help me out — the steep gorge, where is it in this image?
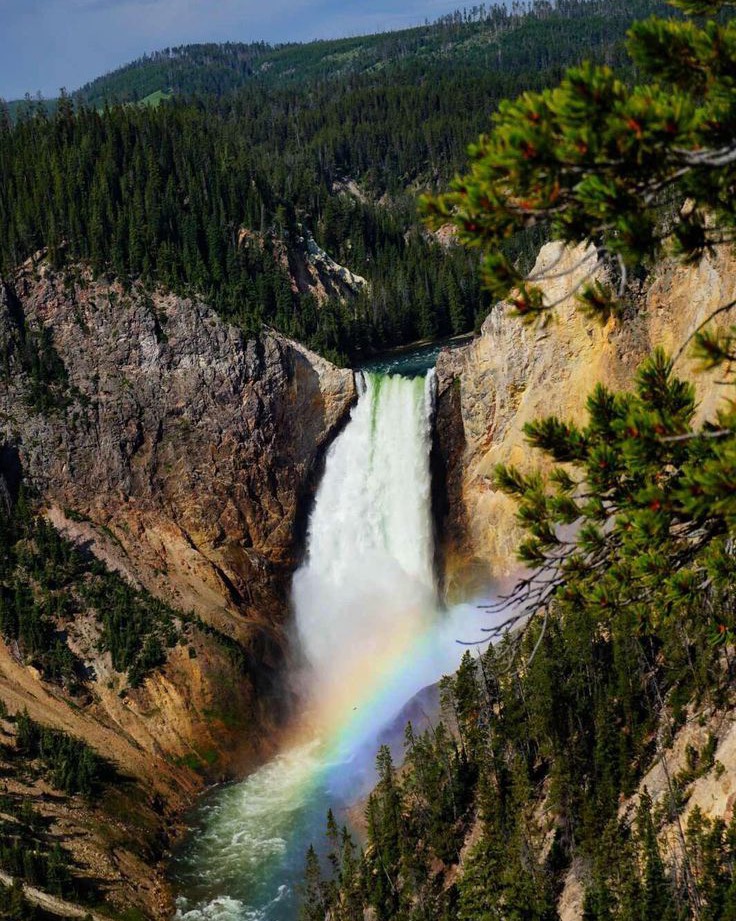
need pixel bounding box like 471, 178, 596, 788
0, 256, 356, 917
1, 241, 735, 918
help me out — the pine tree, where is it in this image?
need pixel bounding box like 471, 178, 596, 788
301, 845, 326, 921
451, 650, 485, 761
636, 793, 679, 921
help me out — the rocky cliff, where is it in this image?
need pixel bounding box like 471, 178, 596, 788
432, 242, 736, 920
434, 241, 736, 599
2, 258, 355, 630
0, 256, 355, 916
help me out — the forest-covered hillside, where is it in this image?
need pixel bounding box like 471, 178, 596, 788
1, 0, 673, 362
6, 1, 673, 113
72, 0, 673, 105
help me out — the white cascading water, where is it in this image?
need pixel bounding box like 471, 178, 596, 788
292, 371, 437, 730
173, 369, 491, 921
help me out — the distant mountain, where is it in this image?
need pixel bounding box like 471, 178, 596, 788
5, 0, 673, 114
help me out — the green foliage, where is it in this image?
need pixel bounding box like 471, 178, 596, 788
305, 727, 475, 921
79, 570, 176, 687
0, 879, 41, 920
493, 350, 736, 640
584, 796, 736, 921
0, 787, 98, 907
15, 710, 108, 797
18, 326, 72, 414
0, 497, 180, 687
0, 0, 672, 361
0, 293, 74, 414
685, 807, 736, 920
299, 814, 364, 921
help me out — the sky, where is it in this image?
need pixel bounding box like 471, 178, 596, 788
0, 0, 466, 100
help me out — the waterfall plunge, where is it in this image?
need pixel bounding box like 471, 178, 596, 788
292, 371, 438, 731
173, 368, 494, 921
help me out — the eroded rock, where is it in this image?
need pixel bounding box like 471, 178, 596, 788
434, 241, 736, 595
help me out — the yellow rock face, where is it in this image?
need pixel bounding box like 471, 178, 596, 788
435, 241, 736, 596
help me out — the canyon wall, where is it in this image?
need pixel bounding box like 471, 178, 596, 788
434, 241, 736, 599
0, 257, 355, 916
435, 242, 736, 920
1, 258, 355, 635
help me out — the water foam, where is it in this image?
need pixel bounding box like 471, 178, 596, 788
293, 371, 437, 731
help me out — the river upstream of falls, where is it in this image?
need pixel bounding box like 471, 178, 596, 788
171, 363, 492, 921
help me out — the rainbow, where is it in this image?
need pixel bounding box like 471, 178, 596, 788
283, 597, 492, 801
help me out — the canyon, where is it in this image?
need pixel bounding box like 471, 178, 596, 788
1, 241, 735, 918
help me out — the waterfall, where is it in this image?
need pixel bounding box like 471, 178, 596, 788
173, 366, 491, 921
292, 371, 438, 730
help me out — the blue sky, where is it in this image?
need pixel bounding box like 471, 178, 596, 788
0, 0, 465, 99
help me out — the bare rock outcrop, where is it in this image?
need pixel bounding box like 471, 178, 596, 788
434, 241, 736, 597
0, 259, 355, 636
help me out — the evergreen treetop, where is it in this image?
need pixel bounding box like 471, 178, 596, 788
422, 0, 735, 324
